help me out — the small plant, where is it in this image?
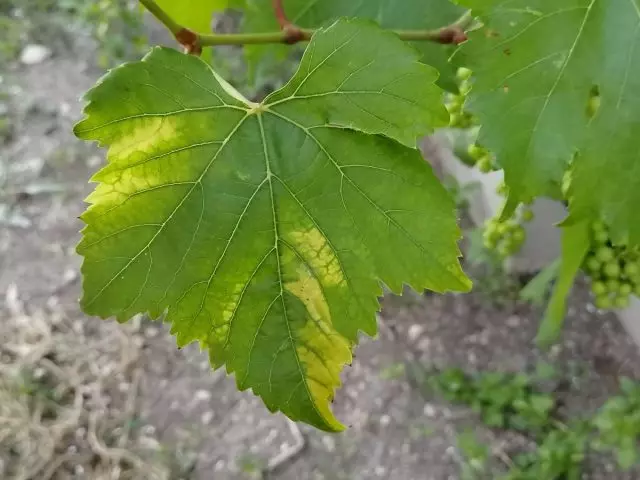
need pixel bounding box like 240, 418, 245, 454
430, 366, 640, 478
593, 378, 640, 469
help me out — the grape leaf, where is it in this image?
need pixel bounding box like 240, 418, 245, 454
74, 19, 470, 431
156, 0, 228, 34
235, 0, 466, 91
460, 0, 640, 242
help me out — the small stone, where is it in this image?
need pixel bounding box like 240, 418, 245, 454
195, 389, 211, 402
201, 411, 214, 425
506, 315, 520, 328
139, 436, 160, 449
407, 324, 425, 342
87, 155, 102, 168
375, 466, 386, 476
322, 435, 336, 452
145, 326, 159, 338
20, 44, 51, 65
423, 404, 437, 418
380, 414, 391, 427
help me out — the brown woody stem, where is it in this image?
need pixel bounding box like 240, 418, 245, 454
139, 0, 473, 51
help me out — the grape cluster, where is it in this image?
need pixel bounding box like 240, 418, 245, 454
467, 143, 495, 173
445, 68, 475, 129
583, 221, 640, 310
483, 206, 534, 258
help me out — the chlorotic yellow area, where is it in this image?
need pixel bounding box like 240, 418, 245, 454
285, 264, 351, 431
287, 228, 345, 288
110, 117, 178, 162
85, 117, 182, 208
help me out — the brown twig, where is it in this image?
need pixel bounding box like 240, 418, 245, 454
272, 0, 290, 30
139, 0, 474, 52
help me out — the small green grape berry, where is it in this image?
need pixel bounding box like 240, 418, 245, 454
459, 82, 472, 96
585, 256, 601, 273
521, 209, 534, 222
603, 261, 621, 279
477, 157, 493, 173
512, 227, 526, 245
619, 283, 633, 296
496, 223, 510, 236
467, 143, 484, 159
483, 238, 497, 250
606, 279, 620, 293
447, 96, 463, 111
614, 295, 630, 309
624, 262, 640, 278
484, 229, 500, 243
591, 281, 607, 296
498, 244, 512, 258
593, 230, 609, 245
496, 182, 508, 195
457, 67, 472, 81
595, 246, 615, 263
595, 295, 612, 310
449, 113, 462, 126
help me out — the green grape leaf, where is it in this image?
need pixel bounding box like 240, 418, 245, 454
236, 0, 466, 92
459, 0, 640, 242
74, 19, 470, 431
536, 221, 589, 347
156, 0, 228, 34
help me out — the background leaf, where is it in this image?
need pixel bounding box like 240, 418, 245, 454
459, 0, 640, 242
156, 0, 228, 34
74, 19, 470, 431
234, 0, 466, 91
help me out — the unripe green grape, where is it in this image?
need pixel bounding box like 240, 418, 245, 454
619, 283, 633, 296
496, 182, 508, 195
484, 229, 500, 243
614, 295, 630, 309
447, 96, 463, 111
512, 227, 525, 245
449, 113, 462, 126
595, 295, 612, 309
498, 244, 512, 258
483, 237, 497, 250
521, 209, 534, 222
595, 246, 614, 263
624, 262, 640, 278
477, 156, 493, 173
468, 143, 484, 160
585, 256, 601, 273
457, 67, 472, 81
593, 230, 609, 245
591, 281, 607, 296
603, 261, 621, 279
606, 279, 620, 293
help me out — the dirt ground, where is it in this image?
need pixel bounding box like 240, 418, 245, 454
3, 30, 640, 480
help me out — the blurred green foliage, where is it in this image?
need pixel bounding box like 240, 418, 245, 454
428, 366, 640, 479
0, 0, 145, 67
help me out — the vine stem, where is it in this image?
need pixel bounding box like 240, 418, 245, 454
139, 0, 473, 53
